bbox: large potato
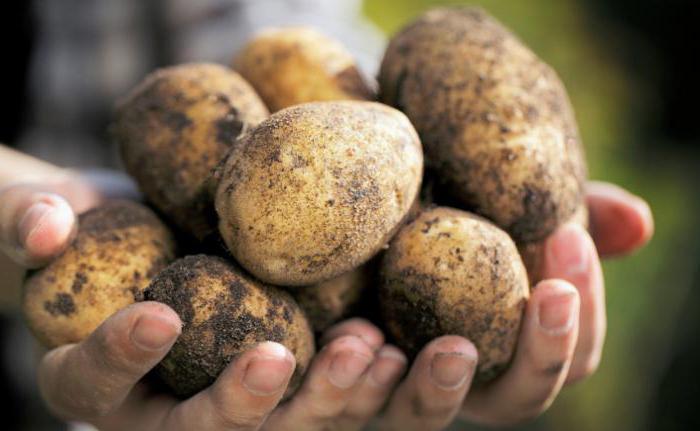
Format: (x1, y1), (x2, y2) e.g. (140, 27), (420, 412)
(215, 101), (423, 286)
(144, 255), (315, 398)
(23, 201), (176, 348)
(379, 8), (587, 243)
(112, 63), (269, 240)
(380, 207), (529, 382)
(234, 27), (375, 112)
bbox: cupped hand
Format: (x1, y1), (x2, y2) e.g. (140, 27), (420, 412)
(335, 181), (654, 431)
(22, 179), (655, 431)
(456, 181), (653, 427)
(37, 310), (408, 431)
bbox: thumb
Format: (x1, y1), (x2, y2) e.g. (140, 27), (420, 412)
(0, 184), (77, 268)
(38, 301), (181, 421)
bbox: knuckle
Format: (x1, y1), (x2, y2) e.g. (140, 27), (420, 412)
(208, 391), (268, 429)
(305, 398), (346, 421)
(517, 391), (554, 421)
(540, 361), (566, 377)
(340, 406), (375, 424)
(56, 394), (116, 420)
(216, 411), (264, 429)
(339, 411), (369, 425)
(80, 399), (118, 419)
(410, 394), (457, 418)
(89, 321), (141, 376)
(568, 354), (601, 383)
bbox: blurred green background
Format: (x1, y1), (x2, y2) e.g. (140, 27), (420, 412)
(363, 1), (699, 430)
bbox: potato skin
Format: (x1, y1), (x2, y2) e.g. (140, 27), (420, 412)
(143, 255), (315, 398)
(112, 63), (269, 240)
(234, 27), (375, 112)
(380, 207), (529, 382)
(23, 201), (176, 348)
(379, 7), (587, 243)
(215, 101), (423, 286)
(293, 265), (371, 333)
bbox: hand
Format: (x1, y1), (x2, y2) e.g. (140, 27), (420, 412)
(0, 179), (101, 268)
(456, 181), (653, 427)
(37, 309), (407, 431)
(322, 181), (653, 431)
(0, 144), (142, 270)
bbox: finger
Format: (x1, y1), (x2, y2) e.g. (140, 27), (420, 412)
(320, 317), (385, 351)
(379, 336), (477, 431)
(38, 301), (181, 421)
(162, 341), (296, 431)
(336, 345), (407, 431)
(544, 223), (605, 384)
(587, 181), (654, 257)
(0, 184), (77, 267)
(264, 335), (374, 431)
(462, 280), (579, 427)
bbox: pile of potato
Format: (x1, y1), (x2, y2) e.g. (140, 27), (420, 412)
(22, 7), (586, 396)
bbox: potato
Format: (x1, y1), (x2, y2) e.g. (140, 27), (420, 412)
(23, 201), (176, 348)
(112, 63), (269, 240)
(518, 204), (589, 284)
(143, 255), (315, 398)
(234, 27), (375, 112)
(379, 7), (587, 243)
(380, 207), (529, 382)
(215, 101), (423, 286)
(293, 265), (371, 333)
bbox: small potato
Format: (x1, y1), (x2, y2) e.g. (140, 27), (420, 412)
(144, 255), (315, 398)
(234, 27), (375, 112)
(23, 201), (176, 348)
(379, 8), (587, 243)
(380, 207), (529, 382)
(293, 265), (371, 333)
(215, 101), (423, 286)
(112, 63), (269, 240)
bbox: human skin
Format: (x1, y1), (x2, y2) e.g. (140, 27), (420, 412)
(0, 144), (652, 430)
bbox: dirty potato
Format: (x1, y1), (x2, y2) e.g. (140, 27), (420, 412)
(234, 27), (375, 112)
(113, 63), (269, 240)
(215, 101), (423, 286)
(380, 206), (529, 382)
(144, 255), (315, 398)
(23, 201), (176, 348)
(293, 264), (372, 333)
(379, 7), (587, 243)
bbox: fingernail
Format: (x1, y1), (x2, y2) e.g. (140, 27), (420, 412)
(430, 352), (476, 390)
(328, 350), (373, 389)
(18, 201), (55, 247)
(547, 223), (590, 276)
(131, 314), (180, 351)
(538, 288), (577, 335)
(369, 347), (407, 387)
(243, 342), (293, 396)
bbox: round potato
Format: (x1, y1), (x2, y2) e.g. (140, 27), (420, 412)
(234, 27), (375, 112)
(144, 255), (315, 398)
(379, 7), (587, 243)
(215, 101), (423, 286)
(380, 206), (529, 382)
(112, 63), (269, 240)
(23, 201), (176, 348)
(293, 265), (371, 333)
